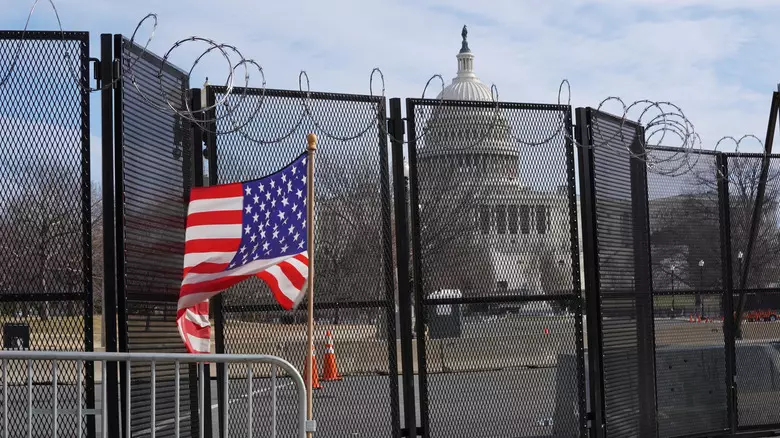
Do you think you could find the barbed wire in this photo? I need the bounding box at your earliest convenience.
[0,0,770,182]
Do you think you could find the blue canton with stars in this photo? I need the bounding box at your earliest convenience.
[227,152,308,270]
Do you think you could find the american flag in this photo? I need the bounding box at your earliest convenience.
[177,152,310,354]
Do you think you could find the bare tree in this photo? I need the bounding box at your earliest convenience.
[0,161,89,319]
[314,155,392,324]
[414,155,496,299]
[725,156,780,288]
[649,155,780,303]
[91,185,104,315]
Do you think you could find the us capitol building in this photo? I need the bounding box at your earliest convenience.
[415,26,580,303]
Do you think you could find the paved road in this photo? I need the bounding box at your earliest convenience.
[3,370,571,438]
[3,317,777,437]
[209,369,571,438]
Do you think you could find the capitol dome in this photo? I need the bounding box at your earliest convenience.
[420,26,517,168]
[436,28,494,102]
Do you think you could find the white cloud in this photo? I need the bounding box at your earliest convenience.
[0,0,778,154]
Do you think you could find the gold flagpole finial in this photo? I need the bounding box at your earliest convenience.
[306,133,318,151]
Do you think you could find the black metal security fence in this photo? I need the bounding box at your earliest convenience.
[202,86,400,438]
[0,31,95,437]
[577,108,657,437]
[5,25,780,438]
[645,146,732,438]
[578,94,780,438]
[106,34,201,438]
[404,98,586,438]
[189,89,590,438]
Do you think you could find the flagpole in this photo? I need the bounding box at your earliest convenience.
[305,133,317,438]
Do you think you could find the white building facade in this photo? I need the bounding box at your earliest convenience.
[415,27,577,299]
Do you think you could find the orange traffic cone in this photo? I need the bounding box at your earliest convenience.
[322,330,343,381]
[303,343,322,390]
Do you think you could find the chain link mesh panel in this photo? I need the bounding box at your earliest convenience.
[407,99,584,437]
[733,288,780,429]
[728,154,780,430]
[208,87,399,438]
[580,109,780,436]
[115,35,197,437]
[646,147,728,437]
[0,31,94,437]
[580,108,656,437]
[729,154,780,289]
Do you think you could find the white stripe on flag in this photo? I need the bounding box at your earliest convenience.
[187,196,243,214]
[266,264,303,304]
[183,251,235,269]
[186,333,211,354]
[286,256,309,274]
[185,309,210,327]
[178,292,218,311]
[181,253,306,286]
[185,224,242,241]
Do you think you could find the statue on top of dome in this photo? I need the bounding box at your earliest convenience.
[460,25,470,53]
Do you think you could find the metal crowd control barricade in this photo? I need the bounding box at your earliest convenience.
[0,351,307,438]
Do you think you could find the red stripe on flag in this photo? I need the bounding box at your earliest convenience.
[278,260,306,290]
[178,313,210,353]
[179,273,252,297]
[184,238,241,254]
[177,301,209,321]
[257,270,294,310]
[186,210,243,227]
[176,301,209,323]
[189,183,243,201]
[183,262,230,277]
[293,253,309,266]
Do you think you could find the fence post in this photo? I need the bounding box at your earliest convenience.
[575,107,606,438]
[99,32,121,438]
[111,35,128,438]
[405,98,431,438]
[81,32,96,438]
[717,153,738,432]
[205,91,222,438]
[379,97,403,438]
[563,107,588,437]
[628,126,658,436]
[389,98,416,437]
[203,86,218,438]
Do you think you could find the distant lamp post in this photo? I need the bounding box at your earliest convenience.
[670,265,676,316]
[737,251,744,289]
[698,260,705,286]
[697,260,705,316]
[736,250,746,338]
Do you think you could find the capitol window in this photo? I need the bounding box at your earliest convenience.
[479,205,490,234]
[508,205,518,234]
[496,205,507,234]
[519,205,530,234]
[536,205,548,234]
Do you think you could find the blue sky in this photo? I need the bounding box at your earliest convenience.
[1,0,779,187]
